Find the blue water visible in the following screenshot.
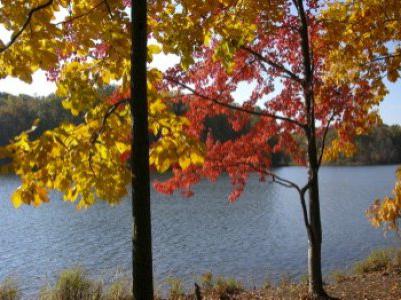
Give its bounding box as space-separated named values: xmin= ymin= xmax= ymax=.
xmin=0 ymin=166 xmax=399 ymax=297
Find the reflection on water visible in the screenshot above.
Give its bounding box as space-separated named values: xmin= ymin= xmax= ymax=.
xmin=0 ymin=166 xmax=399 ymax=296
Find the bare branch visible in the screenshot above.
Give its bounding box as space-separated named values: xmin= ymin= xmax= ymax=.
xmin=165 ymin=76 xmax=307 ymax=129
xmin=254 ymin=163 xmax=313 ymax=232
xmin=317 ymin=113 xmax=335 ymax=168
xmin=241 ymin=46 xmax=304 ymax=85
xmin=208 ymin=159 xmax=313 ymax=233
xmin=0 ymin=0 xmax=54 ymax=54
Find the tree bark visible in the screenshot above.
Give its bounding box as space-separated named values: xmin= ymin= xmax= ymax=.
xmin=131 ymin=0 xmax=154 ymax=299
xmin=307 ymin=165 xmax=327 ymax=298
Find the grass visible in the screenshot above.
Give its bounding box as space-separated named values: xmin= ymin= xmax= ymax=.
xmin=104 ymin=280 xmax=132 ymax=300
xmin=330 ymin=270 xmax=348 ymax=283
xmin=39 ymin=268 xmax=132 ymax=300
xmin=0 ymin=278 xmax=20 ymax=300
xmin=4 ymin=248 xmax=401 ymax=299
xmin=39 ymin=268 xmax=102 ymax=300
xmin=165 ymin=278 xmax=185 ymax=300
xmin=354 ymin=248 xmax=394 ymax=274
xmin=197 ymin=272 xmax=244 ymax=299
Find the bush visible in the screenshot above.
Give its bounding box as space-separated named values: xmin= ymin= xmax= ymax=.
xmin=0 ymin=278 xmax=20 ymax=300
xmin=40 ymin=268 xmax=102 ymax=300
xmin=354 ymin=249 xmax=393 ymax=274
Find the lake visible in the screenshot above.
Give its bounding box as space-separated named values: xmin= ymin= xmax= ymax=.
xmin=0 ymin=165 xmax=399 ymax=297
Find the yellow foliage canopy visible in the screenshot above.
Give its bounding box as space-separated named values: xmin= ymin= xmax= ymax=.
xmin=0 ymin=0 xmax=205 ymax=209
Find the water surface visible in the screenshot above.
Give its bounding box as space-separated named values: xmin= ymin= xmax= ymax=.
xmin=0 ymin=166 xmax=399 ymax=296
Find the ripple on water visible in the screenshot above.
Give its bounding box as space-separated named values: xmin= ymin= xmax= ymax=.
xmin=0 ymin=166 xmax=399 ymax=297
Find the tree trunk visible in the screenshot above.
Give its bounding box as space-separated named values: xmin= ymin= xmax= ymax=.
xmin=294 ymin=0 xmax=329 ymax=296
xmin=131 ymin=0 xmax=154 ymax=299
xmin=307 ymin=168 xmax=327 ymax=299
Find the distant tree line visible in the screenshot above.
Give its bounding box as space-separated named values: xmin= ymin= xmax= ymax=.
xmin=0 ymin=92 xmax=400 ymax=166
xmin=328 ymin=125 xmax=401 ymax=165
xmin=0 ymin=92 xmax=80 ymax=146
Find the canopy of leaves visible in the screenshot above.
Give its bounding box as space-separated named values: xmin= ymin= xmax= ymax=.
xmin=0 ymin=0 xmax=397 ymax=207
xmin=322 ymin=0 xmax=401 ymax=231
xmin=0 ymin=0 xmax=204 ymax=208
xmin=151 ymin=0 xmax=385 ymax=201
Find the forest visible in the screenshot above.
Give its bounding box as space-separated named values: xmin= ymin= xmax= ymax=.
xmin=1 ymin=92 xmax=400 ymax=166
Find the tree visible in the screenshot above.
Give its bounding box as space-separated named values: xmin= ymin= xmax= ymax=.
xmin=0 ymin=0 xmax=392 ymax=298
xmin=0 ymin=1 xmax=203 ymax=298
xmin=321 ymin=0 xmax=401 ymax=235
xmin=131 ymin=0 xmax=154 ymax=298
xmin=150 ymin=0 xmax=384 ymax=297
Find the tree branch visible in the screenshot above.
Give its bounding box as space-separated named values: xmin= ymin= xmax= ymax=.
xmin=0 ymin=0 xmax=54 ymax=54
xmin=165 ymin=76 xmax=307 ymax=130
xmin=254 ymin=163 xmax=313 ymax=233
xmin=104 ymin=0 xmax=114 ymax=18
xmin=317 ymin=113 xmax=335 ymax=168
xmin=90 ymin=99 xmax=130 ymax=144
xmin=241 ymin=46 xmax=304 ymax=85
xmin=55 ymin=0 xmax=107 ymax=25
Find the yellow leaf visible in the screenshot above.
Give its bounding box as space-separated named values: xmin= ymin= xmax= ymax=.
xmin=11 ymin=188 xmax=23 ymax=208
xmin=179 ymin=155 xmax=191 ymax=169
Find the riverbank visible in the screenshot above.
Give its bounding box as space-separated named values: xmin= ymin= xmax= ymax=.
xmin=2 ymin=248 xmax=401 ymax=299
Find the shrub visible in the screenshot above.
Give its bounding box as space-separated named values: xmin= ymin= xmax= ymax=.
xmin=0 ymin=278 xmax=20 ymax=300
xmin=354 ymin=249 xmax=393 ymax=274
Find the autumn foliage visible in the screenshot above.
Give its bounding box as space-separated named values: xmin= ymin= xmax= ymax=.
xmin=0 ymin=0 xmax=401 ymax=298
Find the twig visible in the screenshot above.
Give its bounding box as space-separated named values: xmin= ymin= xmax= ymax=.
xmin=0 ymin=0 xmax=54 ymax=53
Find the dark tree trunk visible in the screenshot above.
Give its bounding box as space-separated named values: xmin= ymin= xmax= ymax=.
xmin=131 ymin=0 xmax=154 ymax=299
xmin=295 ymin=0 xmax=329 ymax=297
xmin=307 ymin=163 xmax=326 ymax=298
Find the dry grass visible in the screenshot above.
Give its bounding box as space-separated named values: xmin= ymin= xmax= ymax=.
xmin=353 ymin=249 xmax=394 ymax=274
xmin=0 ymin=278 xmax=20 ymax=300
xmin=4 ymin=248 xmax=401 ymax=299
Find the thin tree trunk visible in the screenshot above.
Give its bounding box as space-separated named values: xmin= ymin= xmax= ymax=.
xmin=131 ymin=0 xmax=154 ymax=299
xmin=294 ymin=0 xmax=328 ymax=297
xmin=307 ymin=166 xmax=326 ymax=298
